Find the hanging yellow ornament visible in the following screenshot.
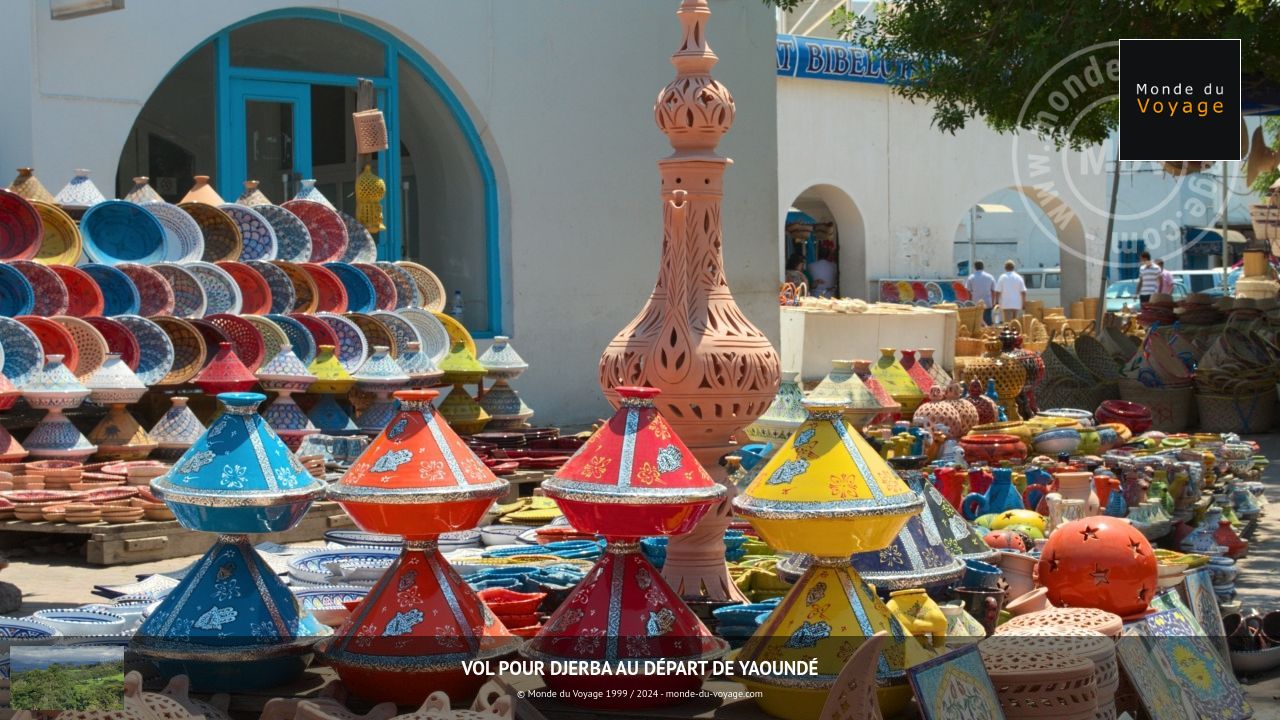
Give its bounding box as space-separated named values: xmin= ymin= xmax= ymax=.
xmin=356 ymin=163 xmax=386 ymax=234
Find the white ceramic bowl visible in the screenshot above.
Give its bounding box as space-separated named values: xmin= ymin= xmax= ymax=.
xmin=30 ymin=608 xmax=127 ymax=636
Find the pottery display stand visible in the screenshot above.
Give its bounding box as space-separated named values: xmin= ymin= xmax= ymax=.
xmin=597 ymin=0 xmax=781 ymax=604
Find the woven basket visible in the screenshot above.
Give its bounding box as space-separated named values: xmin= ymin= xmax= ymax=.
xmin=353 ymin=109 xmax=390 ymax=154
xmin=1075 ymin=334 xmax=1123 ymax=381
xmin=1043 ymin=330 xmax=1096 ymax=385
xmin=1038 ymin=377 xmax=1114 ymax=412
xmin=957 ymin=305 xmax=984 ymax=331
xmin=1195 ymin=391 xmax=1277 ymax=434
xmin=956 ymin=326 xmax=993 ymax=356
xmin=1118 ymin=378 xmax=1194 ymax=432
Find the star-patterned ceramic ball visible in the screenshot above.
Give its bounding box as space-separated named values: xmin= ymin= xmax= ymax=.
xmin=1036 ymin=515 xmax=1158 ymax=619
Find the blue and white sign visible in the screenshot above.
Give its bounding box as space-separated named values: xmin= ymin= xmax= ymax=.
xmin=776 ymin=34 xmax=915 ymax=85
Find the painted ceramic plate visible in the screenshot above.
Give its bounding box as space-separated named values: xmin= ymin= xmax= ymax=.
xmin=116 ymin=263 xmax=175 ymax=318
xmin=140 ymin=201 xmax=203 ymax=263
xmin=323 ymin=262 xmax=376 ymax=314
xmin=338 ymin=209 xmax=377 ymax=264
xmin=48 ymin=316 xmax=108 ymax=381
xmin=83 ymin=317 xmax=140 ymax=371
xmin=300 ymin=263 xmax=348 ymax=313
xmin=395 ymin=261 xmax=446 ymax=312
xmin=81 ymin=200 xmax=167 ymax=264
xmin=432 ymin=310 xmax=477 ymax=357
xmin=113 ymin=315 xmax=176 ymax=386
xmin=253 ymin=204 xmax=311 ymax=263
xmin=151 ymin=263 xmax=206 ymax=319
xmin=242 ymin=315 xmax=290 ymax=369
xmin=205 ymin=313 xmax=267 ymax=372
xmin=182 ymin=261 xmax=242 ymax=316
xmin=271 ymin=261 xmax=319 ymax=313
xmin=81 ymin=264 xmax=140 ymax=317
xmin=265 ymin=314 xmax=317 ymax=366
xmin=219 ymin=203 xmax=277 ymax=261
xmin=151 ymin=317 xmax=206 ymax=386
xmin=10 ymin=260 xmax=68 ymax=317
xmin=185 ymin=319 xmax=229 ymax=368
xmin=0 ymin=316 xmax=44 ymax=387
xmin=369 ymin=310 xmax=422 ymax=358
xmin=246 ymin=260 xmax=296 ymax=315
xmin=30 ymin=200 xmax=81 ymax=266
xmin=375 ymin=261 xmax=419 ymax=309
xmin=343 ymin=313 xmax=395 ymax=356
xmin=50 ymin=266 xmax=104 ymax=318
xmin=395 ymin=308 xmax=450 ymax=364
xmin=288 ymin=313 xmax=341 ymax=359
xmin=287 ymin=548 xmax=399 ymax=586
xmin=315 ymin=312 xmax=368 ymax=373
xmin=181 ymin=202 xmax=242 ymax=262
xmin=0 ymin=189 xmax=43 ymax=261
xmin=0 ymin=264 xmax=35 ymax=318
xmin=16 ymin=316 xmax=77 ymax=377
xmin=282 ymin=199 xmax=348 ymax=263
xmin=215 ymin=261 xmax=272 ymax=315
xmin=353 ymin=263 xmax=397 ymax=311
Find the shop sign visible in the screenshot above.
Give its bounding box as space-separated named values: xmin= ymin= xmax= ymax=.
xmin=776 ymin=34 xmax=915 ymax=85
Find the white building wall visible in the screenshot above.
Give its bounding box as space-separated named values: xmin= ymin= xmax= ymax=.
xmin=0 ymin=0 xmax=780 ymax=428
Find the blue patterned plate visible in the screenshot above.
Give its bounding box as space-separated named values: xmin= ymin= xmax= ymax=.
xmin=114 ymin=315 xmax=175 ymax=385
xmin=183 ymin=261 xmax=242 ymax=316
xmin=246 ymin=260 xmax=296 ymax=314
xmin=220 ymin=204 xmax=278 ymax=261
xmin=253 ymin=204 xmax=312 ymax=263
xmin=141 ymin=201 xmax=204 ymax=263
xmin=0 ymin=316 xmax=43 ymax=387
xmin=0 ymin=264 xmax=35 ymax=317
xmin=375 ymin=262 xmax=419 ymax=309
xmin=396 ymin=308 xmax=450 ymax=364
xmin=315 ymin=312 xmax=368 ymax=373
xmin=338 ymin=210 xmax=377 ymax=264
xmin=152 ymin=263 xmax=207 ymax=319
xmin=80 ymin=200 xmax=167 ymax=264
xmin=369 ymin=310 xmax=422 ymax=357
xmin=323 ymin=262 xmax=376 ymax=314
xmin=81 ymin=264 xmax=140 ymax=317
xmin=265 ymin=313 xmax=317 ymax=365
xmin=287 ymin=548 xmax=399 ymax=586
xmin=291 ymin=584 xmax=369 ymax=622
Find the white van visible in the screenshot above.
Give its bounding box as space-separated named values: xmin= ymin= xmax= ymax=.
xmin=1021 ymin=268 xmax=1061 ymax=306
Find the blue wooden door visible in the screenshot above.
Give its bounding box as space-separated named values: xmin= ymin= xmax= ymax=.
xmin=227 ymin=79 xmax=312 ymax=204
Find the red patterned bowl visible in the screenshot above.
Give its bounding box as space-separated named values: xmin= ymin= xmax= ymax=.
xmin=0 ymin=189 xmax=42 ymax=261
xmin=50 ymin=266 xmax=104 ymax=318
xmin=215 ymin=261 xmax=272 ymax=315
xmin=958 ymin=433 xmax=1028 ymax=466
xmin=300 ymin=263 xmax=348 ymax=313
xmin=1094 ymin=400 xmax=1152 ymax=435
xmin=185 ymin=318 xmax=230 ymax=367
xmin=83 ymin=317 xmax=141 ymax=370
xmin=10 ymin=260 xmax=67 ymax=316
xmin=204 ymin=313 xmax=266 ymax=372
xmin=287 ymin=313 xmax=340 ymax=349
xmin=352 ymin=263 xmax=398 ymax=311
xmin=16 ymin=316 xmax=79 ymax=374
xmin=270 ymin=260 xmax=319 ymax=313
xmin=116 ymin=263 xmax=175 ymax=317
xmin=281 ymin=200 xmax=348 ymax=263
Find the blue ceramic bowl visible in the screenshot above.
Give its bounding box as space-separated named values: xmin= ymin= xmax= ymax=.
xmin=322 ymin=262 xmax=376 ymax=314
xmin=81 ymin=200 xmax=167 ymax=264
xmin=81 ymin=264 xmax=141 ymax=316
xmin=1032 ymin=428 xmax=1081 ymax=455
xmin=0 ymin=264 xmax=34 ymax=317
xmin=961 ymin=559 xmax=1003 ymax=590
xmin=167 ymin=499 xmax=313 ymax=535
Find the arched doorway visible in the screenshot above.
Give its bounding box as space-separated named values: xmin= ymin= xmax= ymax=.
xmin=114 ymin=10 xmax=503 ymax=335
xmin=784 ymin=184 xmax=866 ymax=298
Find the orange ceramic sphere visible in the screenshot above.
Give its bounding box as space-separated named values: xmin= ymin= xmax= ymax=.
xmin=983 ymin=529 xmax=1028 ymax=553
xmin=1037 ymin=516 xmax=1157 ymax=619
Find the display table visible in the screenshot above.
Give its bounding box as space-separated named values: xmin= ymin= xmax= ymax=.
xmin=779 ymin=305 xmax=958 ymax=383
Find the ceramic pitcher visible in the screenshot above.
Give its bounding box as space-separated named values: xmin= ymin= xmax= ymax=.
xmin=886 ymin=589 xmax=947 ymax=649
xmin=962 ymin=467 xmax=1024 ymax=521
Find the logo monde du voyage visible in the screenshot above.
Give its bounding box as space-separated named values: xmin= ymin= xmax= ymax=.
xmin=1119 ymin=39 xmax=1240 ymax=161
xmin=1133 ymin=82 xmax=1228 ymax=119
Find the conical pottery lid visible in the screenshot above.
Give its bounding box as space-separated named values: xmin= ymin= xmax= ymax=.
xmin=0 ymin=370 xmax=19 ymax=406
xmin=526 ymin=548 xmax=726 ymax=665
xmin=307 ymin=394 xmax=360 ymax=434
xmin=308 ymin=345 xmax=354 ymax=394
xmin=85 ymin=353 xmax=147 ymax=404
xmin=10 ymin=168 xmax=56 ymax=204
xmin=438 ymin=384 xmax=490 ymax=429
xmin=256 ymin=345 xmax=316 ymax=387
xmin=25 ymin=412 xmax=95 ymax=457
xmin=54 ymin=169 xmax=106 ymax=210
xmin=852 ymin=359 xmax=902 ymax=417
xmin=756 ymin=371 xmax=807 ymax=425
xmin=23 ymin=354 xmax=90 ymax=404
xmin=135 ymin=536 xmax=319 ymax=658
xmin=870 ymin=348 xmax=924 ymax=408
xmin=353 ymin=346 xmax=409 ymax=385
xmin=180 ymin=175 xmax=226 ymax=205
xmin=124 ymin=177 xmax=164 ymax=204
xmin=292 ymin=179 xmax=334 ymax=209
xmin=478 ymin=380 xmax=533 ymax=420
xmin=438 ymin=341 xmax=487 ymax=384
xmin=237 ymin=180 xmax=272 ymax=206
xmin=89 ymin=405 xmax=154 ymax=450
xmin=396 ymin=341 xmax=442 ymax=381
xmin=151 ymin=392 xmax=324 ymax=508
xmin=542 ymin=386 xmax=725 ymax=505
xmin=808 ymin=360 xmax=882 ymax=424
xmin=478 ymin=335 xmax=527 ymax=378
xmin=733 ymin=399 xmax=922 ymax=556
xmin=330 ymin=389 xmax=507 ymax=505
xmin=149 ymin=396 xmax=205 ymax=448
xmin=321 ymin=542 xmax=518 ymax=670
xmin=193 ymin=342 xmax=258 ymax=395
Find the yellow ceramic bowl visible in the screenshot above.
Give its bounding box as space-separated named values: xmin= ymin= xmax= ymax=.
xmin=969 ymin=421 xmax=1032 ymax=448
xmin=738 ymin=678 xmax=912 ymax=720
xmin=1026 ymin=416 xmax=1079 ymax=434
xmin=989 ymin=509 xmax=1047 ymax=532
xmin=746 ymin=514 xmax=913 ymax=556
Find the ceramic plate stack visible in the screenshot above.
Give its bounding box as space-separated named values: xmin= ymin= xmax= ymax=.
xmin=282 ymin=200 xmax=348 ymax=263
xmin=183 ymin=261 xmax=242 ymax=316
xmin=254 ymin=205 xmax=312 ymax=263
xmin=139 ymin=202 xmax=204 ymax=263
xmin=152 ymin=263 xmax=207 ymax=318
xmin=10 ymin=261 xmax=68 ymax=317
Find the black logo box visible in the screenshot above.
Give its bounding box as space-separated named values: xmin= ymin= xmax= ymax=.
xmin=1119 ymin=38 xmax=1241 ymax=161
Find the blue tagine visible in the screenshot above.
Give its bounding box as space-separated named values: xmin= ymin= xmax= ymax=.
xmin=132 ymin=392 xmax=329 ymax=692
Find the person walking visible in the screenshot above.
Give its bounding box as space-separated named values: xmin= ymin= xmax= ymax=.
xmin=1156 ymin=258 xmax=1174 ymax=295
xmin=995 ymin=260 xmax=1027 ymax=322
xmin=1136 ymin=252 xmax=1161 ymax=305
xmin=965 ymin=261 xmax=996 ymax=325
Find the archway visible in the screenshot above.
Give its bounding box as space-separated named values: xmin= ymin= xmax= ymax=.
xmin=114 ymin=9 xmax=504 ymax=335
xmin=784 ymin=184 xmax=866 ymax=298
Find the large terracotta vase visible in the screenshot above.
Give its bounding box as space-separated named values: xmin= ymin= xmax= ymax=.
xmin=597 ymin=0 xmax=780 ymax=603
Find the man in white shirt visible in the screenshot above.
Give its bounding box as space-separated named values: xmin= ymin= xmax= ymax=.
xmin=807 ymin=247 xmax=837 ymax=298
xmin=995 ymin=260 xmax=1027 ymax=321
xmin=965 ymin=261 xmax=996 ymax=325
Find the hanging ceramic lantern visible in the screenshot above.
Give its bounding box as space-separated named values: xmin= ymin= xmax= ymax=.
xmin=355 ymin=164 xmax=386 ymax=235
xmin=352 ymin=110 xmax=390 ymax=155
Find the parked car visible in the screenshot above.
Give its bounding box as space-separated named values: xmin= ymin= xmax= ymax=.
xmin=1104 ymin=279 xmax=1189 ymax=312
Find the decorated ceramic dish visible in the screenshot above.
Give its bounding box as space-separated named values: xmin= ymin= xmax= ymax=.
xmin=50 ymin=265 xmax=103 ymax=317
xmin=315 ymin=312 xmax=369 ymax=373
xmin=344 ymin=313 xmax=395 ymax=357
xmin=291 ymin=585 xmax=370 ymax=626
xmin=205 ymin=313 xmax=267 ymax=372
xmin=151 ymin=317 xmax=207 ymax=386
xmin=282 ymin=199 xmax=348 ymax=263
xmin=242 ymin=315 xmax=290 ymax=369
xmin=253 ymin=204 xmax=312 ymax=263
xmin=30 ymin=200 xmax=81 ymax=265
xmin=183 ymin=261 xmax=242 ymax=316
xmin=0 ymin=316 xmax=43 ymax=387
xmin=300 ymin=263 xmax=348 ymax=313
xmin=30 ymin=608 xmax=127 ymax=636
xmin=152 ymin=262 xmax=207 ymax=319
xmin=81 ymin=200 xmax=167 ymax=264
xmin=0 ymin=188 xmax=43 ymax=261
xmin=324 ymin=262 xmax=376 ymax=314
xmin=396 ymin=308 xmax=451 ymax=364
xmin=271 ymin=260 xmax=319 ymax=313
xmin=10 ymin=260 xmax=68 ymax=316
xmin=351 ymin=262 xmax=397 ymax=311
xmin=215 ymin=260 xmax=272 ymax=315
xmin=287 ymin=312 xmax=341 ymax=352
xmin=395 ymin=260 xmax=447 ymax=312
xmin=81 ymin=264 xmax=141 ymax=317
xmin=0 ymin=263 xmax=35 ymax=317
xmin=181 ymin=202 xmax=243 ymax=262
xmin=84 ymin=316 xmax=141 ymax=371
xmin=184 ymin=319 xmax=229 ymax=367
xmin=219 ymin=203 xmax=277 ymax=261
xmin=116 ymin=263 xmax=175 ymax=317
xmin=49 ymin=316 xmax=109 ymax=381
xmin=286 ymin=548 xmax=399 ymax=586
xmin=139 ymin=201 xmax=204 ymax=263
xmin=246 ymin=259 xmax=296 ymax=314
xmin=338 ymin=209 xmax=377 ymax=263
xmin=265 ymin=313 xmax=318 ymax=366
xmin=432 ymin=311 xmax=476 ymax=358
xmin=375 ymin=261 xmax=418 ymax=308
xmin=113 ymin=315 xmax=176 ymax=385
xmin=368 ymin=310 xmax=422 ymax=358
xmin=17 ymin=316 xmax=79 ymax=378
